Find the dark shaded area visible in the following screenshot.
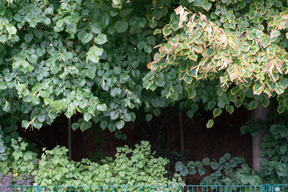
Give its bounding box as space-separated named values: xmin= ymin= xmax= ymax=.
xmin=18 ymin=106 xmax=251 ymax=184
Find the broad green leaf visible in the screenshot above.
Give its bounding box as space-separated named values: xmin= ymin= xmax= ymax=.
xmin=213 ymin=108 xmax=222 ymax=117
xmin=201 ymin=2 xmax=212 ymax=11
xmin=208 ymin=101 xmax=216 ymax=110
xmin=115 ymin=120 xmax=125 ymax=129
xmin=270 ymin=30 xmax=280 ymax=39
xmin=186 ymin=87 xmax=196 ymax=99
xmin=278 ymin=105 xmax=285 ymax=114
xmin=202 ymin=157 xmax=210 ymax=165
xmin=146 ymin=114 xmax=152 ymax=122
xmin=114 ymin=20 xmax=128 ymax=33
xmin=71 ymin=123 xmax=79 ymax=131
xmin=0 ymin=81 xmax=7 ymax=90
xmin=97 ymin=104 xmax=107 ymax=111
xmin=198 ymin=166 xmax=206 ymax=176
xmin=78 ymin=30 xmax=93 ymax=44
xmin=175 ymin=162 xmax=184 ymax=172
xmin=248 ymin=101 xmax=258 ymax=110
xmin=163 ymin=24 xmax=172 ymax=36
xmin=6 ymin=25 xmax=17 ymax=34
xmin=108 ymin=123 xmax=116 ymax=132
xmin=283 ymin=98 xmax=288 ymax=107
xmin=225 ymin=105 xmax=234 ymax=115
xmin=261 ymin=98 xmax=270 ymax=107
xmin=211 ymin=162 xmax=219 ymax=170
xmin=94 ymin=33 xmax=107 ymax=45
xmin=100 ymin=121 xmax=108 ymax=129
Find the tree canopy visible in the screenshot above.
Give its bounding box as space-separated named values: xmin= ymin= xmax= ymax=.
xmin=1 ymin=0 xmax=288 ymax=152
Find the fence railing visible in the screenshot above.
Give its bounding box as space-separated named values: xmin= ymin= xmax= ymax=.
xmin=0 ymin=185 xmax=287 ymax=192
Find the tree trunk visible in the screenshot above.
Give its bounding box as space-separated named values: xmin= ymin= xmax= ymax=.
xmin=251 ymin=103 xmax=270 ymax=171
xmin=68 ymin=118 xmax=72 ymax=161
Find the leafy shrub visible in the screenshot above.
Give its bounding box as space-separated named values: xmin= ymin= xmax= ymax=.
xmin=175 ymin=153 xmax=261 ymax=185
xmin=0 ymin=138 xmax=38 ymax=176
xmin=33 ymin=140 xmax=181 ymax=188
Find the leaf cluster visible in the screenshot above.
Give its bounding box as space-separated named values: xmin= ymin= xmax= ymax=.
xmin=175 ymin=153 xmax=261 ymax=185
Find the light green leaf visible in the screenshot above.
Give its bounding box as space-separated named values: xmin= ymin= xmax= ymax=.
xmin=97 ymin=104 xmax=107 ymax=111
xmin=6 ymin=25 xmax=17 ymax=34
xmin=94 ymin=33 xmax=107 ymax=45
xmin=115 ymin=120 xmax=125 ymax=129
xmin=206 ymin=119 xmax=214 ymax=128
xmin=201 ymin=2 xmax=212 ymax=11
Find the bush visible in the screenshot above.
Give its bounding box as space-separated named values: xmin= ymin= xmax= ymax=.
xmin=1 ymin=139 xmax=181 ymax=188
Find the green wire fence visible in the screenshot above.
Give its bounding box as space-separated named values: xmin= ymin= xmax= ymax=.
xmin=0 ymin=185 xmax=286 ymax=192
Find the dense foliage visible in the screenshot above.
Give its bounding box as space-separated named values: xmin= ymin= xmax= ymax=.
xmin=175 ymin=153 xmax=261 ymax=185
xmin=2 ymin=0 xmax=288 ymax=186
xmin=0 ymin=139 xmax=181 ymax=188
xmin=0 ymin=0 xmax=194 ymax=160
xmin=148 ymin=0 xmax=288 ymax=127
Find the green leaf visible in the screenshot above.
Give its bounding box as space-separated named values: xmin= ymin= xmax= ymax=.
xmin=0 ymin=81 xmax=7 ymax=90
xmin=163 ymin=24 xmax=172 ymax=36
xmin=225 ymin=105 xmax=234 ymax=115
xmin=146 ymin=114 xmax=152 ymax=122
xmin=211 ymin=162 xmax=219 ymax=170
xmin=283 ymin=98 xmax=288 ymax=107
xmin=83 ymin=112 xmax=92 ymax=122
xmin=186 ymin=87 xmax=196 ymax=99
xmin=201 ymin=2 xmax=212 ymax=11
xmin=261 ymin=98 xmax=269 ymax=108
xmin=94 ymin=33 xmax=107 ymax=45
xmin=21 ymin=120 xmax=29 ymax=128
xmin=213 ymin=108 xmax=222 ymax=117
xmin=270 ymin=30 xmax=280 ymax=39
xmin=202 ymin=157 xmax=210 ymax=165
xmin=33 ymin=121 xmax=42 ymax=129
xmin=147 ymin=36 xmax=156 ymax=45
xmin=6 ymin=25 xmax=17 ymax=34
xmin=24 ymin=34 xmax=33 ymax=43
xmin=100 ymin=121 xmax=108 ymax=129
xmin=71 ymin=123 xmax=79 ymax=131
xmin=110 ymin=111 xmax=119 ymax=120
xmin=115 ymin=120 xmax=125 ymax=129
xmin=206 ymin=119 xmax=214 ymax=128
xmin=114 ymin=20 xmax=128 ymax=33
xmin=80 ymin=121 xmax=92 ymax=132
xmin=253 ymin=84 xmax=264 ymax=95
xmin=180 ymin=167 xmax=189 ymax=176
xmin=248 ymin=101 xmax=258 ymax=110
xmin=277 ymin=105 xmax=285 ymax=114
xmin=87 ymin=45 xmax=103 ymax=63
xmin=198 ymin=166 xmax=206 ymax=176
xmin=280 ymin=145 xmax=287 ymax=154
xmin=97 ymin=104 xmax=107 ymax=111
xmin=78 ymin=30 xmax=93 ymax=44
xmin=175 ymin=162 xmax=184 ymax=172
xmin=275 ymin=85 xmax=284 ymax=95
xmin=208 ymin=101 xmax=216 ymax=110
